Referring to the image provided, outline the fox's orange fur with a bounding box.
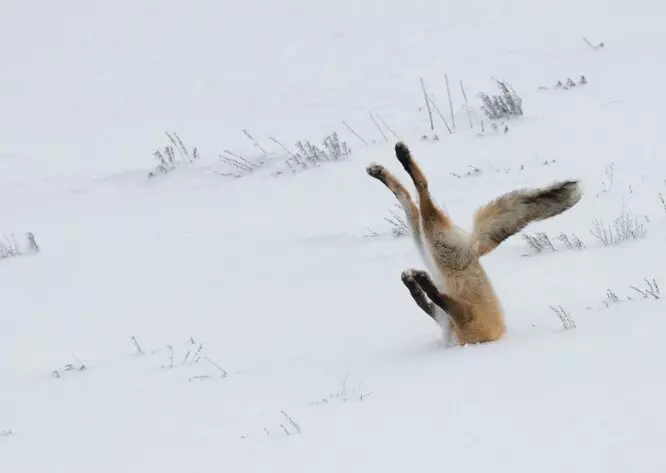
[367,142,583,346]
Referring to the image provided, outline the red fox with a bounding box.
[367,142,582,346]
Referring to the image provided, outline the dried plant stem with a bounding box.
[204,356,228,378]
[166,131,190,161]
[375,114,399,139]
[445,74,456,130]
[369,113,389,143]
[459,80,473,129]
[550,305,576,330]
[426,93,453,134]
[222,149,249,161]
[342,121,368,146]
[268,136,296,159]
[281,411,302,435]
[242,128,267,157]
[130,336,144,355]
[420,78,434,131]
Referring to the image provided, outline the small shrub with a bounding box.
[557,232,585,250]
[52,354,87,379]
[1,232,39,261]
[630,278,660,300]
[550,305,576,330]
[217,151,263,178]
[0,234,21,259]
[522,231,584,255]
[279,410,302,436]
[523,233,556,253]
[478,79,523,121]
[599,278,660,310]
[310,374,371,406]
[603,289,621,307]
[364,206,410,239]
[539,75,588,90]
[590,209,647,246]
[384,205,409,238]
[285,132,351,172]
[148,131,200,178]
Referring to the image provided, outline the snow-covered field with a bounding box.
[2,0,666,471]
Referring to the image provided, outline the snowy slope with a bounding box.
[2,0,666,471]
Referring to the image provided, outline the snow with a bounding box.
[2,0,666,471]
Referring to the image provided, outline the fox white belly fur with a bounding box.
[366,142,582,346]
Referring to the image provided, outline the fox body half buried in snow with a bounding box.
[367,142,582,346]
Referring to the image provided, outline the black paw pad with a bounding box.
[394,142,412,172]
[410,270,430,283]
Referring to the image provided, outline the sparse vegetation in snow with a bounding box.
[1,232,39,261]
[310,374,372,406]
[522,232,585,255]
[148,131,200,178]
[281,132,351,174]
[551,305,576,330]
[478,79,524,121]
[590,208,648,247]
[52,354,88,379]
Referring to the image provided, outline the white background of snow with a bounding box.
[2,0,666,471]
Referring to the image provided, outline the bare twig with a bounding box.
[190,344,204,365]
[582,36,605,50]
[342,121,368,146]
[0,233,24,258]
[369,113,389,143]
[25,232,39,253]
[550,305,576,330]
[130,336,144,355]
[420,78,435,131]
[384,206,409,237]
[204,356,228,378]
[242,128,268,157]
[376,114,399,139]
[445,74,456,130]
[71,353,87,371]
[426,93,453,134]
[459,80,473,129]
[629,278,660,300]
[281,411,302,435]
[163,344,174,369]
[269,136,297,159]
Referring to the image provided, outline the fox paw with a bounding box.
[401,268,427,282]
[366,163,386,179]
[410,269,431,283]
[394,142,413,172]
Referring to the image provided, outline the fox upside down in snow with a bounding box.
[366,142,582,346]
